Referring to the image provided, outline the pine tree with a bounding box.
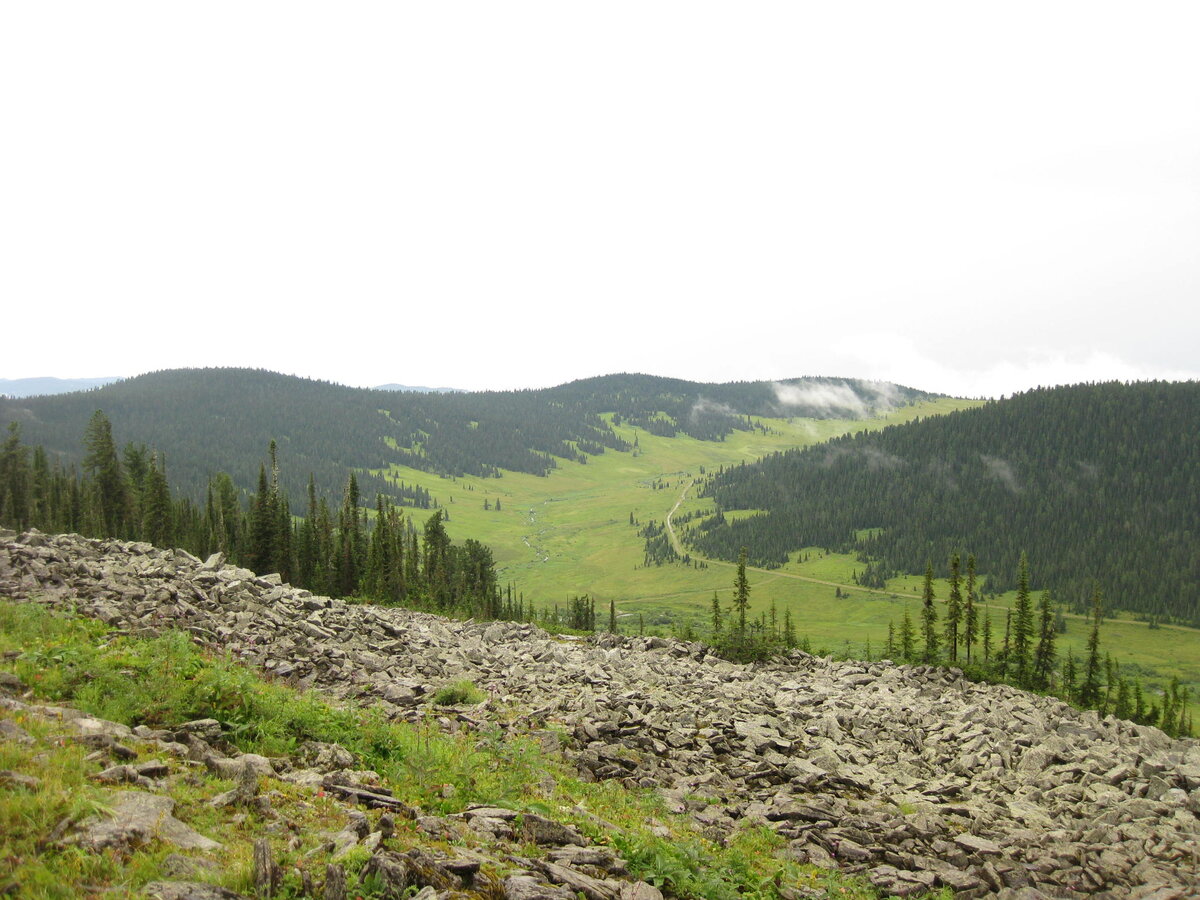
[782,608,796,648]
[899,606,915,662]
[886,620,896,659]
[1011,552,1034,686]
[0,422,31,530]
[945,554,962,663]
[710,591,722,636]
[1078,587,1104,709]
[921,561,938,663]
[608,597,618,634]
[249,463,276,574]
[82,410,127,537]
[1062,649,1077,702]
[963,554,978,664]
[1033,590,1057,689]
[733,547,750,639]
[140,452,172,548]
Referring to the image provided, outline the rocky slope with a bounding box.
[3,529,1200,899]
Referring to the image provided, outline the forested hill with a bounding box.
[0,368,935,503]
[690,381,1200,621]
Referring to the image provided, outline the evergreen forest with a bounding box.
[0,369,935,506]
[689,381,1200,622]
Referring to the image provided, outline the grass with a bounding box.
[369,398,977,612]
[0,601,900,900]
[362,394,1200,722]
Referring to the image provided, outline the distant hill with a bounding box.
[690,381,1200,621]
[0,368,935,505]
[372,383,466,393]
[0,376,122,398]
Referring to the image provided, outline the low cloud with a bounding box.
[690,396,739,421]
[821,445,906,471]
[981,455,1022,493]
[773,382,869,417]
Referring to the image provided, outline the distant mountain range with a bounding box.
[372,383,465,394]
[0,377,122,398]
[0,368,936,504]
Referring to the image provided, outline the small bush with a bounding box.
[431,679,485,706]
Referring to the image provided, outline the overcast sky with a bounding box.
[3,3,1197,399]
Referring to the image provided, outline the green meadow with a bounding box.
[370,397,976,629]
[372,395,1200,713]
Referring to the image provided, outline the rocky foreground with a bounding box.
[3,530,1200,899]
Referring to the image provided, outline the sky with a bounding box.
[3,3,1198,399]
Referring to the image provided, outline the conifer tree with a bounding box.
[886,620,896,659]
[1062,649,1077,702]
[140,452,172,547]
[249,463,276,574]
[782,608,796,647]
[608,597,618,634]
[1011,552,1034,686]
[963,554,978,664]
[82,410,127,536]
[1078,587,1104,708]
[733,547,750,639]
[0,422,31,530]
[899,606,915,662]
[945,554,962,663]
[710,591,722,636]
[921,561,939,663]
[1033,590,1057,689]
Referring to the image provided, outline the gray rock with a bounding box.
[71,790,221,852]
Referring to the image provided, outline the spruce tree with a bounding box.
[140,452,172,548]
[82,410,127,537]
[963,554,978,664]
[899,606,915,662]
[1078,587,1104,709]
[1011,552,1034,686]
[945,554,962,663]
[1033,590,1057,689]
[920,560,939,663]
[733,547,750,639]
[249,463,276,574]
[710,591,722,636]
[0,422,31,530]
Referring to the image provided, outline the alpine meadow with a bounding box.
[4,368,1200,898]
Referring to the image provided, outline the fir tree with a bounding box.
[1078,587,1104,709]
[1033,590,1057,689]
[920,560,939,663]
[710,591,722,636]
[82,410,127,537]
[1011,552,1034,686]
[733,547,750,639]
[140,452,172,548]
[945,553,962,663]
[963,554,978,664]
[899,606,915,662]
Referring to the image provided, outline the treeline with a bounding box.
[882,552,1192,738]
[690,381,1200,622]
[0,413,513,622]
[0,369,933,505]
[697,546,1192,738]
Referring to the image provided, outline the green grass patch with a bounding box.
[0,601,892,900]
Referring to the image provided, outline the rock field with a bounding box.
[3,529,1200,899]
